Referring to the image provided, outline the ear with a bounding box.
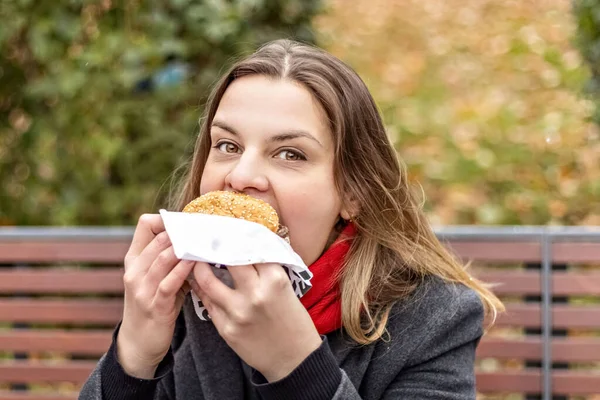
[340,196,360,221]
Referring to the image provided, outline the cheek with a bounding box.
[199,163,223,195]
[279,184,342,264]
[283,189,340,222]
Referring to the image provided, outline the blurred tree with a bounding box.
[0,0,320,226]
[316,0,600,226]
[574,0,600,125]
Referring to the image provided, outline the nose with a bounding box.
[224,151,269,193]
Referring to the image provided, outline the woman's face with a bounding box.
[200,75,349,265]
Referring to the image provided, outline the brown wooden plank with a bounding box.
[553,272,600,296]
[494,304,600,329]
[476,370,540,393]
[0,330,112,355]
[9,366,596,396]
[477,337,600,362]
[445,241,541,262]
[495,304,540,328]
[553,370,600,395]
[553,242,600,263]
[7,268,597,298]
[0,269,124,294]
[0,392,77,400]
[554,305,600,328]
[476,271,600,296]
[0,242,129,263]
[2,364,591,396]
[475,270,539,295]
[477,337,542,360]
[0,299,122,324]
[478,370,600,395]
[0,360,96,384]
[552,337,600,363]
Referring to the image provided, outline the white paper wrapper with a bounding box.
[159,209,313,321]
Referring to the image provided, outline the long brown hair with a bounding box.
[172,39,504,344]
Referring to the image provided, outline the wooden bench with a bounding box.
[0,226,599,399]
[0,228,130,400]
[439,227,600,398]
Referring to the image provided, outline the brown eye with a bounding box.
[217,142,240,153]
[276,150,304,161]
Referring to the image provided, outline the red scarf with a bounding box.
[300,223,356,335]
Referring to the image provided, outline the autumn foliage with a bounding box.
[1,0,598,226]
[316,0,600,226]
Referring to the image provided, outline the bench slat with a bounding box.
[0,360,96,384]
[478,337,541,360]
[0,269,124,294]
[476,370,540,393]
[476,271,600,296]
[447,241,600,263]
[1,300,597,328]
[446,242,541,262]
[2,366,597,395]
[1,238,596,265]
[495,304,539,327]
[477,370,600,395]
[495,304,600,328]
[2,268,598,297]
[553,242,600,263]
[3,365,596,395]
[0,242,129,263]
[553,272,600,296]
[554,305,600,328]
[475,271,540,295]
[0,299,122,324]
[0,330,112,355]
[478,337,600,362]
[0,393,77,400]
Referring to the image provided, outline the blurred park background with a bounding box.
[1,0,599,228]
[1,1,600,400]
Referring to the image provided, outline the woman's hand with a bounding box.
[117,214,195,379]
[192,262,322,382]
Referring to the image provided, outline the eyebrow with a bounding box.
[211,120,324,148]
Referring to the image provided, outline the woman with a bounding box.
[80,39,503,399]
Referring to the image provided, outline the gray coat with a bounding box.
[79,277,483,399]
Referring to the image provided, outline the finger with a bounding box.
[226,264,258,291]
[144,246,179,289]
[126,214,165,261]
[193,262,235,309]
[131,231,172,276]
[254,263,287,279]
[153,259,195,310]
[254,263,293,290]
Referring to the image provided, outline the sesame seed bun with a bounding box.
[182,191,279,233]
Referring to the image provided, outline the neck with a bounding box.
[322,219,348,256]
